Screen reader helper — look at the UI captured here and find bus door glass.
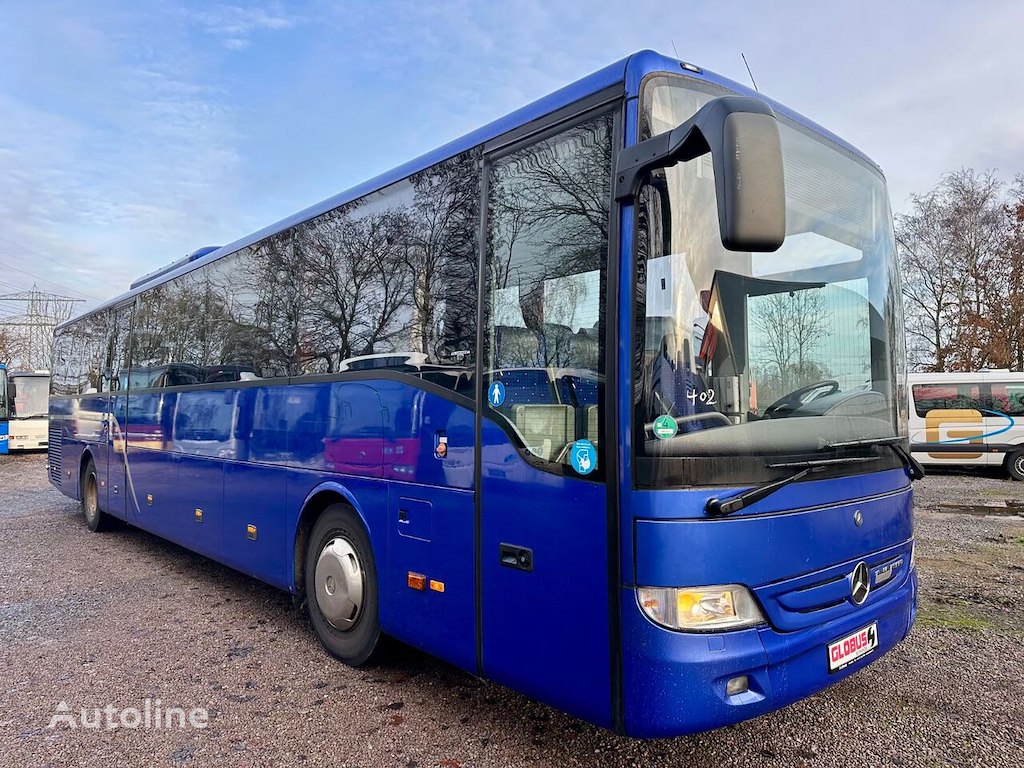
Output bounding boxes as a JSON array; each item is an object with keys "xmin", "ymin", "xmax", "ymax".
[
  {"xmin": 479, "ymin": 109, "xmax": 615, "ymax": 725},
  {"xmin": 106, "ymin": 305, "xmax": 133, "ymax": 516}
]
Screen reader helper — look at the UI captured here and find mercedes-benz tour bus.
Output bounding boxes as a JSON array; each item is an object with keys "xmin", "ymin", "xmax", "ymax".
[{"xmin": 48, "ymin": 50, "xmax": 918, "ymax": 737}]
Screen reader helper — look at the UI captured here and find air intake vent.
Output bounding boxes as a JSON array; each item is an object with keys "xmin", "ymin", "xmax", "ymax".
[{"xmin": 48, "ymin": 421, "xmax": 62, "ymax": 484}]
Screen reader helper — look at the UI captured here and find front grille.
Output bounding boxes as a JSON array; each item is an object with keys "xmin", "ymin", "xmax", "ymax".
[
  {"xmin": 47, "ymin": 421, "xmax": 62, "ymax": 484},
  {"xmin": 754, "ymin": 544, "xmax": 911, "ymax": 632}
]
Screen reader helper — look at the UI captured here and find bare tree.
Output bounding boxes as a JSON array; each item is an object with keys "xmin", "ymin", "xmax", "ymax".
[
  {"xmin": 752, "ymin": 288, "xmax": 832, "ymax": 404},
  {"xmin": 991, "ymin": 175, "xmax": 1024, "ymax": 371},
  {"xmin": 896, "ymin": 169, "xmax": 1011, "ymax": 371},
  {"xmin": 0, "ymin": 325, "xmax": 19, "ymax": 367},
  {"xmin": 896, "ymin": 188, "xmax": 959, "ymax": 370}
]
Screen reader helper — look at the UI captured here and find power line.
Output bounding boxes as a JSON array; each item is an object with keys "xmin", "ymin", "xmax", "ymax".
[
  {"xmin": 0, "ymin": 257, "xmax": 106, "ymax": 302},
  {"xmin": 0, "ymin": 286, "xmax": 83, "ymax": 369},
  {"xmin": 0, "ymin": 234, "xmax": 127, "ymax": 291}
]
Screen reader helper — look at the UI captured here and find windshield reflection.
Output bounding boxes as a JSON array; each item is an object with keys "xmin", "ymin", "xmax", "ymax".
[{"xmin": 635, "ymin": 77, "xmax": 903, "ymax": 486}]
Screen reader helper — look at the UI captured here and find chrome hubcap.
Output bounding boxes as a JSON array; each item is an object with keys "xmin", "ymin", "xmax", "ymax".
[
  {"xmin": 314, "ymin": 537, "xmax": 363, "ymax": 630},
  {"xmin": 85, "ymin": 477, "xmax": 97, "ymax": 521}
]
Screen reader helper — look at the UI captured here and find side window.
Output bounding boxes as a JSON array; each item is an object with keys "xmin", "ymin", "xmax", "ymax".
[
  {"xmin": 1007, "ymin": 385, "xmax": 1024, "ymax": 417},
  {"xmin": 106, "ymin": 306, "xmax": 132, "ymax": 392},
  {"xmin": 131, "ymin": 255, "xmax": 261, "ymax": 387},
  {"xmin": 51, "ymin": 331, "xmax": 77, "ymax": 396},
  {"xmin": 124, "ymin": 152, "xmax": 481, "ymax": 396},
  {"xmin": 286, "ymin": 150, "xmax": 481, "ymax": 395},
  {"xmin": 912, "ymin": 384, "xmax": 982, "ymax": 416},
  {"xmin": 83, "ymin": 311, "xmax": 111, "ymax": 394},
  {"xmin": 484, "ymin": 112, "xmax": 613, "ymax": 474},
  {"xmin": 988, "ymin": 383, "xmax": 1024, "ymax": 417}
]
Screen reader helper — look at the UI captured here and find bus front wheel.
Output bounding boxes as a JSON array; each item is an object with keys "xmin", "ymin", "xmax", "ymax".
[
  {"xmin": 305, "ymin": 504, "xmax": 381, "ymax": 666},
  {"xmin": 1006, "ymin": 451, "xmax": 1024, "ymax": 481},
  {"xmin": 80, "ymin": 459, "xmax": 110, "ymax": 532}
]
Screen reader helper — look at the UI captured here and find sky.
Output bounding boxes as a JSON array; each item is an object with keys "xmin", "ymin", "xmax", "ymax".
[{"xmin": 1, "ymin": 0, "xmax": 1022, "ymax": 314}]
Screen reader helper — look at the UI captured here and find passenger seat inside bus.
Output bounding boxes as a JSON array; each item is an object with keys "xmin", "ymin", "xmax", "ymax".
[{"xmin": 513, "ymin": 403, "xmax": 574, "ymax": 461}]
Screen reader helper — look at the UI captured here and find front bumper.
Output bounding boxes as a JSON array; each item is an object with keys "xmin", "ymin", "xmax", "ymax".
[{"xmin": 621, "ymin": 567, "xmax": 917, "ymax": 738}]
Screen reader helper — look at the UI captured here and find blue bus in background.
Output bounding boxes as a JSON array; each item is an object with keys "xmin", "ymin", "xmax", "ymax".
[
  {"xmin": 49, "ymin": 50, "xmax": 918, "ymax": 737},
  {"xmin": 0, "ymin": 363, "xmax": 9, "ymax": 454}
]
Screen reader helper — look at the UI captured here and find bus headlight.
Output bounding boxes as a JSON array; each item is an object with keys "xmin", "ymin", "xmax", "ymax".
[{"xmin": 637, "ymin": 585, "xmax": 765, "ymax": 631}]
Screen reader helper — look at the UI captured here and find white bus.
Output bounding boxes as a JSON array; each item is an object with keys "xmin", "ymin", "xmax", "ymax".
[
  {"xmin": 908, "ymin": 370, "xmax": 1024, "ymax": 480},
  {"xmin": 8, "ymin": 371, "xmax": 50, "ymax": 451}
]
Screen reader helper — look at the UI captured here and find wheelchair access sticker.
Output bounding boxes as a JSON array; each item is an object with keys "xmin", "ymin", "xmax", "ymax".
[{"xmin": 569, "ymin": 439, "xmax": 597, "ymax": 475}]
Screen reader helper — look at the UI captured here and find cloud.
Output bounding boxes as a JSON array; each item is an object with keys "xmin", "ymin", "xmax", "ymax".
[
  {"xmin": 192, "ymin": 4, "xmax": 298, "ymax": 50},
  {"xmin": 1, "ymin": 0, "xmax": 1022, "ymax": 313},
  {"xmin": 0, "ymin": 3, "xmax": 247, "ymax": 306}
]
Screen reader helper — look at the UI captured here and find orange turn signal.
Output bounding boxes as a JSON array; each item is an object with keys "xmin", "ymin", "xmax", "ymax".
[
  {"xmin": 407, "ymin": 572, "xmax": 426, "ymax": 591},
  {"xmin": 429, "ymin": 580, "xmax": 445, "ymax": 593}
]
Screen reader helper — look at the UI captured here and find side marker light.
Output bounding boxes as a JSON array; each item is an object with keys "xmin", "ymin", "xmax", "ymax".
[{"xmin": 408, "ymin": 572, "xmax": 426, "ymax": 591}]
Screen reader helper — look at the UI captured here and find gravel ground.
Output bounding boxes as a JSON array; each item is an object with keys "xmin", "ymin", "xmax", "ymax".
[{"xmin": 1, "ymin": 452, "xmax": 1022, "ymax": 768}]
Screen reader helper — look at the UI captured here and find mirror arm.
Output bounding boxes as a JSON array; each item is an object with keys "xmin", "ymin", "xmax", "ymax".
[{"xmin": 613, "ymin": 96, "xmax": 777, "ymax": 202}]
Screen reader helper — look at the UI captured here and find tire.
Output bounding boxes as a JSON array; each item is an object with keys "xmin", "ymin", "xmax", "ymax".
[
  {"xmin": 304, "ymin": 504, "xmax": 380, "ymax": 666},
  {"xmin": 80, "ymin": 459, "xmax": 110, "ymax": 532},
  {"xmin": 1006, "ymin": 451, "xmax": 1024, "ymax": 481}
]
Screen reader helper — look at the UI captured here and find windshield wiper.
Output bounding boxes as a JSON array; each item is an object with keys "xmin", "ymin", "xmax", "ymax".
[
  {"xmin": 767, "ymin": 456, "xmax": 881, "ymax": 469},
  {"xmin": 820, "ymin": 436, "xmax": 925, "ymax": 481},
  {"xmin": 704, "ymin": 466, "xmax": 824, "ymax": 517}
]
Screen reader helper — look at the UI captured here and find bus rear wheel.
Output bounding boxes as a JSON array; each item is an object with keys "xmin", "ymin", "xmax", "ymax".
[
  {"xmin": 81, "ymin": 459, "xmax": 110, "ymax": 532},
  {"xmin": 305, "ymin": 504, "xmax": 380, "ymax": 666},
  {"xmin": 1006, "ymin": 451, "xmax": 1024, "ymax": 481}
]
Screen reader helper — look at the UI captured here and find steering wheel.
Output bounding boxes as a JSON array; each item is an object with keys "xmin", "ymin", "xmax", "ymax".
[{"xmin": 762, "ymin": 379, "xmax": 839, "ymax": 419}]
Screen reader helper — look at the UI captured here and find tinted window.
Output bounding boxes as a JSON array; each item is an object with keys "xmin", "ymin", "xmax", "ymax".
[
  {"xmin": 483, "ymin": 113, "xmax": 612, "ymax": 472},
  {"xmin": 52, "ymin": 311, "xmax": 113, "ymax": 395},
  {"xmin": 131, "ymin": 255, "xmax": 257, "ymax": 386},
  {"xmin": 912, "ymin": 384, "xmax": 983, "ymax": 416},
  {"xmin": 128, "ymin": 150, "xmax": 481, "ymax": 397},
  {"xmin": 287, "ymin": 150, "xmax": 481, "ymax": 390},
  {"xmin": 989, "ymin": 383, "xmax": 1024, "ymax": 417}
]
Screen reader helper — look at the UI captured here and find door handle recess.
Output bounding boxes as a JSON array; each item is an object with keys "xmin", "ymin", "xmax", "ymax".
[{"xmin": 499, "ymin": 543, "xmax": 533, "ymax": 572}]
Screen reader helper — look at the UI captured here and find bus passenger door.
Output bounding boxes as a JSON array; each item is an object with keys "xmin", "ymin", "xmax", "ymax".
[
  {"xmin": 478, "ymin": 109, "xmax": 615, "ymax": 729},
  {"xmin": 105, "ymin": 304, "xmax": 132, "ymax": 520}
]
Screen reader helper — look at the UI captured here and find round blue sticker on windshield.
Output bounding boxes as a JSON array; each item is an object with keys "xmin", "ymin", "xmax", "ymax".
[
  {"xmin": 488, "ymin": 380, "xmax": 506, "ymax": 407},
  {"xmin": 569, "ymin": 439, "xmax": 597, "ymax": 475}
]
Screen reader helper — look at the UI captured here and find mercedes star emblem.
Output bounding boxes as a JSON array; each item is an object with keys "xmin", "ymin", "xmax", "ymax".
[{"xmin": 850, "ymin": 561, "xmax": 871, "ymax": 605}]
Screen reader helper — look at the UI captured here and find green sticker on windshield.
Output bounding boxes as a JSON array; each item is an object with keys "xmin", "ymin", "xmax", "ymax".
[{"xmin": 653, "ymin": 415, "xmax": 677, "ymax": 440}]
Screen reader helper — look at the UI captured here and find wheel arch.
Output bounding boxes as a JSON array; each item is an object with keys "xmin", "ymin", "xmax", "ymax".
[
  {"xmin": 293, "ymin": 482, "xmax": 372, "ymax": 595},
  {"xmin": 77, "ymin": 446, "xmax": 98, "ymax": 501}
]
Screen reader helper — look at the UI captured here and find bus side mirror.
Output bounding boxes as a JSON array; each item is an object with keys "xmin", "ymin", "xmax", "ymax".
[
  {"xmin": 7, "ymin": 379, "xmax": 16, "ymax": 401},
  {"xmin": 614, "ymin": 95, "xmax": 786, "ymax": 252}
]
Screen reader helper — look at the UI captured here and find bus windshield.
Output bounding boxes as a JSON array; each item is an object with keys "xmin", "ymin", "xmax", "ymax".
[
  {"xmin": 11, "ymin": 375, "xmax": 50, "ymax": 418},
  {"xmin": 634, "ymin": 76, "xmax": 904, "ymax": 487}
]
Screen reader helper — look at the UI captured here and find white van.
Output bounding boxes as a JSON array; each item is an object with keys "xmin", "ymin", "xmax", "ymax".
[{"xmin": 908, "ymin": 370, "xmax": 1024, "ymax": 480}]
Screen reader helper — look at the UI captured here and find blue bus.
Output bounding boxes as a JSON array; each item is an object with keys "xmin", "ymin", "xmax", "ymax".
[
  {"xmin": 49, "ymin": 50, "xmax": 918, "ymax": 737},
  {"xmin": 0, "ymin": 362, "xmax": 9, "ymax": 454}
]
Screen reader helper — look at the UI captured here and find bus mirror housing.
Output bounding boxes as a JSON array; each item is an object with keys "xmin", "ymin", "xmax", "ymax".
[
  {"xmin": 614, "ymin": 95, "xmax": 786, "ymax": 252},
  {"xmin": 6, "ymin": 378, "xmax": 16, "ymax": 402}
]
